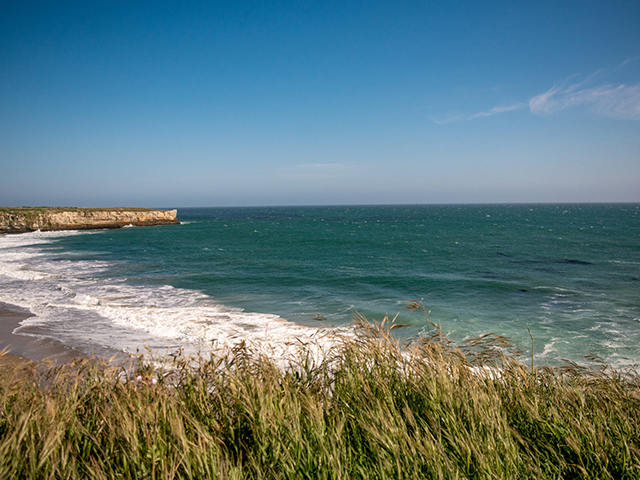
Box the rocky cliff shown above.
[0,208,180,234]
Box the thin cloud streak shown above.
[279,162,354,181]
[468,102,528,119]
[436,60,640,123]
[430,103,526,124]
[529,83,640,119]
[294,163,350,170]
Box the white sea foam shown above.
[0,230,335,360]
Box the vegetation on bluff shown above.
[1,314,639,479]
[0,207,178,233]
[0,207,156,213]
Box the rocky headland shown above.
[0,207,180,233]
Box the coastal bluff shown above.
[0,207,180,233]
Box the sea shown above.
[0,204,639,368]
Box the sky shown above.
[1,0,639,207]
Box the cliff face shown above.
[0,208,180,234]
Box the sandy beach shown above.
[0,301,83,363]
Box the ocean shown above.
[0,204,639,367]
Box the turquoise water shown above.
[1,204,639,366]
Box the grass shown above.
[1,314,639,479]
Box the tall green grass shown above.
[1,315,639,479]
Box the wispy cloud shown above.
[529,83,640,119]
[280,163,352,180]
[468,103,528,119]
[293,163,349,170]
[435,59,640,123]
[430,103,526,124]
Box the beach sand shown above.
[0,301,84,363]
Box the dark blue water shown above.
[1,204,639,366]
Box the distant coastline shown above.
[0,207,180,234]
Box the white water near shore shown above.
[0,230,335,360]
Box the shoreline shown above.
[0,301,85,363]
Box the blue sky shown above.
[1,0,639,207]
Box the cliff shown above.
[0,208,180,234]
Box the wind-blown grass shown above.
[1,315,639,479]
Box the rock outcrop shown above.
[0,208,180,234]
